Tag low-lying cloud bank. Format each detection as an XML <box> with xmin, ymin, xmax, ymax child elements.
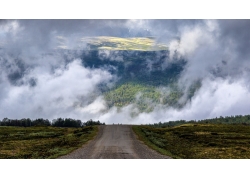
<box><xmin>97</xmin><ymin>77</ymin><xmax>250</xmax><ymax>124</ymax></box>
<box><xmin>1</xmin><ymin>19</ymin><xmax>250</xmax><ymax>124</ymax></box>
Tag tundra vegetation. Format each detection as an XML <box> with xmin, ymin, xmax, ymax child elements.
<box><xmin>0</xmin><ymin>118</ymin><xmax>103</xmax><ymax>158</ymax></box>
<box><xmin>133</xmin><ymin>114</ymin><xmax>250</xmax><ymax>158</ymax></box>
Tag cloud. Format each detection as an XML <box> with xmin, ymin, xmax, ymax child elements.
<box><xmin>0</xmin><ymin>59</ymin><xmax>115</xmax><ymax>120</ymax></box>
<box><xmin>1</xmin><ymin>19</ymin><xmax>250</xmax><ymax>124</ymax></box>
<box><xmin>97</xmin><ymin>76</ymin><xmax>250</xmax><ymax>124</ymax></box>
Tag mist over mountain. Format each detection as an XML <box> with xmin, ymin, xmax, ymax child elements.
<box><xmin>1</xmin><ymin>20</ymin><xmax>250</xmax><ymax>124</ymax></box>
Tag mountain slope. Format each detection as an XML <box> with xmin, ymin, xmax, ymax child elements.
<box><xmin>57</xmin><ymin>37</ymin><xmax>201</xmax><ymax>114</ymax></box>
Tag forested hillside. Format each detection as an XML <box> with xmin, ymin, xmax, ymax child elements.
<box><xmin>80</xmin><ymin>49</ymin><xmax>201</xmax><ymax>113</ymax></box>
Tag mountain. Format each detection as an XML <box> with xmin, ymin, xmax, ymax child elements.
<box><xmin>58</xmin><ymin>37</ymin><xmax>201</xmax><ymax>114</ymax></box>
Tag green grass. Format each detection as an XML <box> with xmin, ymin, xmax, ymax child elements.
<box><xmin>0</xmin><ymin>126</ymin><xmax>98</xmax><ymax>159</ymax></box>
<box><xmin>133</xmin><ymin>124</ymin><xmax>250</xmax><ymax>159</ymax></box>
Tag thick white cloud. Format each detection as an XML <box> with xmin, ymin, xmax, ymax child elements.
<box><xmin>0</xmin><ymin>59</ymin><xmax>114</xmax><ymax>120</ymax></box>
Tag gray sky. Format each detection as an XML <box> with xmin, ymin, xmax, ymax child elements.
<box><xmin>1</xmin><ymin>19</ymin><xmax>250</xmax><ymax>123</ymax></box>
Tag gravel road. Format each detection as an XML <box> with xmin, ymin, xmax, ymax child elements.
<box><xmin>59</xmin><ymin>125</ymin><xmax>171</xmax><ymax>159</ymax></box>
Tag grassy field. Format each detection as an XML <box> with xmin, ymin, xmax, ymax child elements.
<box><xmin>133</xmin><ymin>124</ymin><xmax>250</xmax><ymax>159</ymax></box>
<box><xmin>0</xmin><ymin>126</ymin><xmax>98</xmax><ymax>159</ymax></box>
<box><xmin>81</xmin><ymin>36</ymin><xmax>168</xmax><ymax>51</ymax></box>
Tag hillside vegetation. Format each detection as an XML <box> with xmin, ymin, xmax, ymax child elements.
<box><xmin>81</xmin><ymin>48</ymin><xmax>200</xmax><ymax>113</ymax></box>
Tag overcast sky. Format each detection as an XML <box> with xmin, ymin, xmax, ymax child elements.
<box><xmin>1</xmin><ymin>19</ymin><xmax>250</xmax><ymax>124</ymax></box>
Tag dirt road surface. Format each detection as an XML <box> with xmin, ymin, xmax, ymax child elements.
<box><xmin>59</xmin><ymin>125</ymin><xmax>171</xmax><ymax>159</ymax></box>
